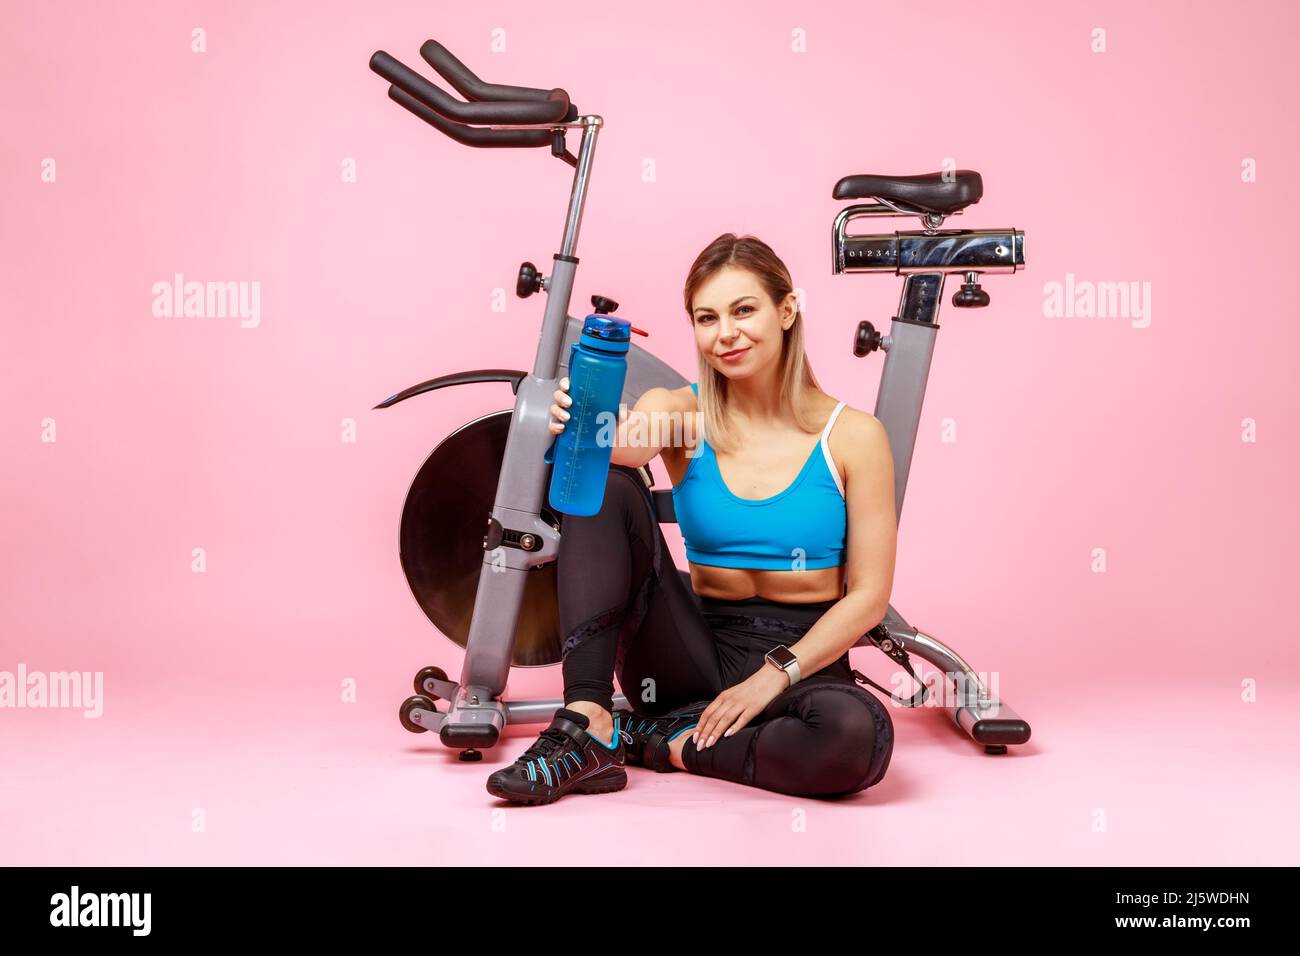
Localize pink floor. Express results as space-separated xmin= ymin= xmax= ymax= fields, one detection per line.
xmin=3 ymin=668 xmax=1294 ymax=866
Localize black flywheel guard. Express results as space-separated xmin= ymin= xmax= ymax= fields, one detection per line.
xmin=398 ymin=410 xmax=565 ymax=667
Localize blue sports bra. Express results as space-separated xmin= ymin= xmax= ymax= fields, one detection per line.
xmin=670 ymin=383 xmax=848 ymax=570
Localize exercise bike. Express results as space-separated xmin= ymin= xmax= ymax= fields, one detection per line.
xmin=370 ymin=39 xmax=1032 ymax=761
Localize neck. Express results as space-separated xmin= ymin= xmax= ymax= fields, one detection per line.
xmin=722 ymin=362 xmax=797 ymax=424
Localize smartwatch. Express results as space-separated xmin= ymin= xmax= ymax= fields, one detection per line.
xmin=764 ymin=645 xmax=801 ymax=686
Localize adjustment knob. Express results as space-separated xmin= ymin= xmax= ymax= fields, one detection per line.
xmin=854 ymin=320 xmax=883 ymax=357
xmin=591 ymin=295 xmax=620 ymax=315
xmin=517 ymin=262 xmax=543 ymax=299
xmin=953 ymin=272 xmax=989 ymax=308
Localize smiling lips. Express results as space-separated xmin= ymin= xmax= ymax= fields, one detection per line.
xmin=719 ymin=347 xmax=749 ymax=362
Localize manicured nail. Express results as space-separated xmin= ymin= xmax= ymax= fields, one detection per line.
xmin=706 ymin=735 xmax=716 ymax=748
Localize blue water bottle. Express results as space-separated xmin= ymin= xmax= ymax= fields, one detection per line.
xmin=546 ymin=313 xmax=633 ymax=516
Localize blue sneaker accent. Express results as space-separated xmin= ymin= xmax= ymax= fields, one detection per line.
xmin=585 ymin=714 xmax=623 ymax=750
xmin=614 ymin=701 xmax=710 ymax=772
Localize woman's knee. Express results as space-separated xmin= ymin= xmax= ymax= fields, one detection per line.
xmin=556 ymin=468 xmax=644 ymax=558
xmin=561 ymin=467 xmax=646 ymax=528
xmin=797 ymin=686 xmax=893 ymax=795
xmin=608 ymin=465 xmax=655 ymax=513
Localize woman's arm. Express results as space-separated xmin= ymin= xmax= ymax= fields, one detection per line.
xmin=549 ymin=382 xmax=691 ymax=470
xmin=608 ymin=386 xmax=691 ymax=470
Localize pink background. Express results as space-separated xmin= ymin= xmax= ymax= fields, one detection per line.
xmin=2 ymin=0 xmax=1297 ymax=865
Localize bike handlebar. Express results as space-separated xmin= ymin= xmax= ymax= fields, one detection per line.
xmin=418 ymin=39 xmax=575 ymax=119
xmin=369 ymin=39 xmax=578 ymax=149
xmin=384 ymin=86 xmax=556 ymax=147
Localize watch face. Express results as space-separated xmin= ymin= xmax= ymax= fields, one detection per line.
xmin=767 ymin=646 xmax=796 ymax=669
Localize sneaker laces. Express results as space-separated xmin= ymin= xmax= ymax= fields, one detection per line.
xmin=518 ymin=727 xmax=574 ymax=764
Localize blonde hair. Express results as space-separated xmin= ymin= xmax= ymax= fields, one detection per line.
xmin=683 ymin=233 xmax=822 ymax=455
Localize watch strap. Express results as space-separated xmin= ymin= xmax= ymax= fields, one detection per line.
xmin=765 ymin=647 xmax=801 ymax=686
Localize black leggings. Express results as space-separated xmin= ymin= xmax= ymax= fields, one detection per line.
xmin=557 ymin=465 xmax=894 ymax=798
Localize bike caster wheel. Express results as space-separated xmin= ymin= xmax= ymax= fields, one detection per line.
xmin=458 ymin=748 xmax=483 ymax=762
xmin=413 ymin=665 xmax=449 ymax=699
xmin=399 ymin=695 xmax=439 ymax=734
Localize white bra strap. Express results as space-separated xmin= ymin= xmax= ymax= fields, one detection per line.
xmin=820 ymin=402 xmax=847 ymax=498
xmin=821 ymin=401 xmax=847 ymax=440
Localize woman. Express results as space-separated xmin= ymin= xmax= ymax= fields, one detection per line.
xmin=486 ymin=234 xmax=898 ymax=805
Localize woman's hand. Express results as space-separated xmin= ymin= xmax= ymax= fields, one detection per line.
xmin=693 ymin=663 xmax=790 ymax=750
xmin=548 ymin=376 xmax=572 ymax=435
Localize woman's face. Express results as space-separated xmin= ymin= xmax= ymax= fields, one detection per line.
xmin=690 ymin=266 xmax=793 ymax=380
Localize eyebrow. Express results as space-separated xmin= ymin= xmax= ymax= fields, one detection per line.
xmin=693 ymin=296 xmax=758 ymax=316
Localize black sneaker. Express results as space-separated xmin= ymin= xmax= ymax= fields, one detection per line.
xmin=613 ymin=700 xmax=710 ymax=773
xmin=485 ymin=707 xmax=629 ymax=805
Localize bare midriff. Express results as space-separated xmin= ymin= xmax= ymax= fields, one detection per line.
xmin=683 ymin=558 xmax=846 ymax=604
xmin=660 ymin=395 xmax=847 ymax=605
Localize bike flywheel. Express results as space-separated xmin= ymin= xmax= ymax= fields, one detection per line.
xmin=398 ymin=410 xmax=565 ymax=667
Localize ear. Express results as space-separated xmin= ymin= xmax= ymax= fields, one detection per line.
xmin=782 ymin=294 xmax=797 ymax=330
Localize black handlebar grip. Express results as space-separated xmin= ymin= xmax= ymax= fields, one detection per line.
xmin=370 ymin=50 xmax=571 ymax=126
xmin=386 ymin=86 xmax=553 ymax=148
xmin=418 ymin=39 xmax=578 ymax=123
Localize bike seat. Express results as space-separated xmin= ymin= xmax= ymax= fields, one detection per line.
xmin=833 ymin=170 xmax=983 ymax=214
